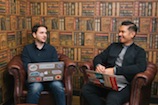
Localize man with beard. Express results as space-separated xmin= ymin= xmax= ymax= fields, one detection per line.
xmin=21 ymin=24 xmax=66 ymax=105
xmin=81 ymin=21 xmax=147 ymax=105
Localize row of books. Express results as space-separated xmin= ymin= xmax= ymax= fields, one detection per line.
xmin=0 ymin=0 xmax=27 ymax=15
xmin=24 ymin=16 xmax=158 ymax=33
xmin=0 ymin=31 xmax=27 ymax=50
xmin=1 ymin=30 xmax=158 ymax=51
xmin=50 ymin=31 xmax=158 ymax=49
xmin=25 ymin=1 xmax=158 ymax=17
xmin=1 ymin=14 xmax=158 ymax=34
xmin=0 ymin=15 xmax=26 ymax=31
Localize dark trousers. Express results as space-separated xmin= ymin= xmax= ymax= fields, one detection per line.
xmin=81 ymin=83 xmax=130 ymax=105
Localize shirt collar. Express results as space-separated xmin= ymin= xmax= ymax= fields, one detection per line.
xmin=33 ymin=42 xmax=46 ymax=50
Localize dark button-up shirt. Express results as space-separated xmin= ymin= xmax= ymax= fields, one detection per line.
xmin=22 ymin=42 xmax=58 ymax=72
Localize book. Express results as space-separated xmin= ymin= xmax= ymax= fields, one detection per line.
xmin=7 ymin=32 xmax=16 ymax=48
xmin=59 ymin=32 xmax=72 ymax=46
xmin=59 ymin=17 xmax=65 ymax=30
xmin=80 ymin=48 xmax=94 ymax=61
xmin=139 ymin=18 xmax=151 ymax=33
xmin=50 ymin=31 xmax=59 ymax=45
xmin=134 ymin=34 xmax=148 ymax=49
xmin=94 ymin=18 xmax=101 ymax=31
xmin=86 ymin=70 xmax=128 ymax=91
xmin=0 ymin=32 xmax=7 ymax=50
xmin=95 ymin=33 xmax=109 ymax=48
xmin=16 ymin=31 xmax=22 ymax=46
xmin=74 ymin=32 xmax=84 ymax=46
xmin=84 ymin=32 xmax=94 ymax=46
xmin=47 ymin=1 xmax=59 ymax=15
xmin=81 ymin=2 xmax=95 ymax=16
xmin=101 ymin=17 xmax=111 ymax=32
xmin=10 ymin=16 xmax=17 ymax=30
xmin=65 ymin=17 xmax=74 ymax=31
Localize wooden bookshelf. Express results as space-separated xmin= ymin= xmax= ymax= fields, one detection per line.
xmin=0 ymin=0 xmax=158 ymax=103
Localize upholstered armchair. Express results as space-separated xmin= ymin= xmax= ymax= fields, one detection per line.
xmin=80 ymin=61 xmax=157 ymax=105
xmin=7 ymin=53 xmax=77 ymax=105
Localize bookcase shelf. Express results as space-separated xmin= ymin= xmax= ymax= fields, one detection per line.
xmin=0 ymin=0 xmax=158 ymax=103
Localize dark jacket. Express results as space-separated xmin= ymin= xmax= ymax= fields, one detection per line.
xmin=93 ymin=42 xmax=147 ymax=82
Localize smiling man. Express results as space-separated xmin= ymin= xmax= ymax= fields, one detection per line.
xmin=81 ymin=21 xmax=147 ymax=105
xmin=21 ymin=24 xmax=66 ymax=105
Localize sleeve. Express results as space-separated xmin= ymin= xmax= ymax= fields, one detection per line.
xmin=93 ymin=43 xmax=113 ymax=69
xmin=51 ymin=46 xmax=59 ymax=62
xmin=21 ymin=46 xmax=31 ymax=72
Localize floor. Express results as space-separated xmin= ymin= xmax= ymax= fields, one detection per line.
xmin=72 ymin=96 xmax=158 ymax=105
xmin=72 ymin=96 xmax=80 ymax=105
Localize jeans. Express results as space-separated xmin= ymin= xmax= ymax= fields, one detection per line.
xmin=81 ymin=83 xmax=130 ymax=105
xmin=26 ymin=81 xmax=66 ymax=105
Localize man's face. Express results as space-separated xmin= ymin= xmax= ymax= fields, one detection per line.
xmin=33 ymin=27 xmax=47 ymax=43
xmin=118 ymin=25 xmax=135 ymax=45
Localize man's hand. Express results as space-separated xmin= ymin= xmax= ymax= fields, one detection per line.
xmin=104 ymin=68 xmax=114 ymax=75
xmin=95 ymin=64 xmax=106 ymax=73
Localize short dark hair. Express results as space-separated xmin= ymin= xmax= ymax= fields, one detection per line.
xmin=121 ymin=21 xmax=138 ymax=33
xmin=32 ymin=24 xmax=48 ymax=33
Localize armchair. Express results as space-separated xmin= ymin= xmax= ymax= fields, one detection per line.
xmin=80 ymin=61 xmax=157 ymax=105
xmin=7 ymin=53 xmax=77 ymax=105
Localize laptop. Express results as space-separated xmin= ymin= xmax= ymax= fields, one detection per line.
xmin=85 ymin=70 xmax=128 ymax=91
xmin=27 ymin=61 xmax=64 ymax=83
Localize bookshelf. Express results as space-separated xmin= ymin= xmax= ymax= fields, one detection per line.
xmin=0 ymin=0 xmax=158 ymax=104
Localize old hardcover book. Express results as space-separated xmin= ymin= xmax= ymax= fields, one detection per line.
xmin=94 ymin=18 xmax=101 ymax=31
xmin=139 ymin=18 xmax=151 ymax=33
xmin=65 ymin=17 xmax=74 ymax=31
xmin=0 ymin=32 xmax=7 ymax=50
xmin=81 ymin=2 xmax=95 ymax=16
xmin=59 ymin=17 xmax=65 ymax=30
xmin=81 ymin=48 xmax=94 ymax=61
xmin=16 ymin=31 xmax=22 ymax=46
xmin=7 ymin=32 xmax=16 ymax=48
xmin=134 ymin=34 xmax=148 ymax=49
xmin=95 ymin=33 xmax=109 ymax=48
xmin=52 ymin=18 xmax=58 ymax=30
xmin=47 ymin=1 xmax=59 ymax=15
xmin=101 ymin=17 xmax=111 ymax=32
xmin=31 ymin=16 xmax=41 ymax=26
xmin=79 ymin=18 xmax=94 ymax=31
xmin=22 ymin=30 xmax=27 ymax=45
xmin=59 ymin=32 xmax=72 ymax=46
xmin=84 ymin=32 xmax=94 ymax=46
xmin=27 ymin=31 xmax=33 ymax=44
xmin=0 ymin=16 xmax=6 ymax=30
xmin=119 ymin=1 xmax=134 ymax=16
xmin=50 ymin=31 xmax=59 ymax=45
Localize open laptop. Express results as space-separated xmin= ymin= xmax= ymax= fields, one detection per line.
xmin=27 ymin=61 xmax=64 ymax=83
xmin=85 ymin=70 xmax=128 ymax=91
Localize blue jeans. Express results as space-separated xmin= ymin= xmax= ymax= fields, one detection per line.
xmin=26 ymin=81 xmax=66 ymax=105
